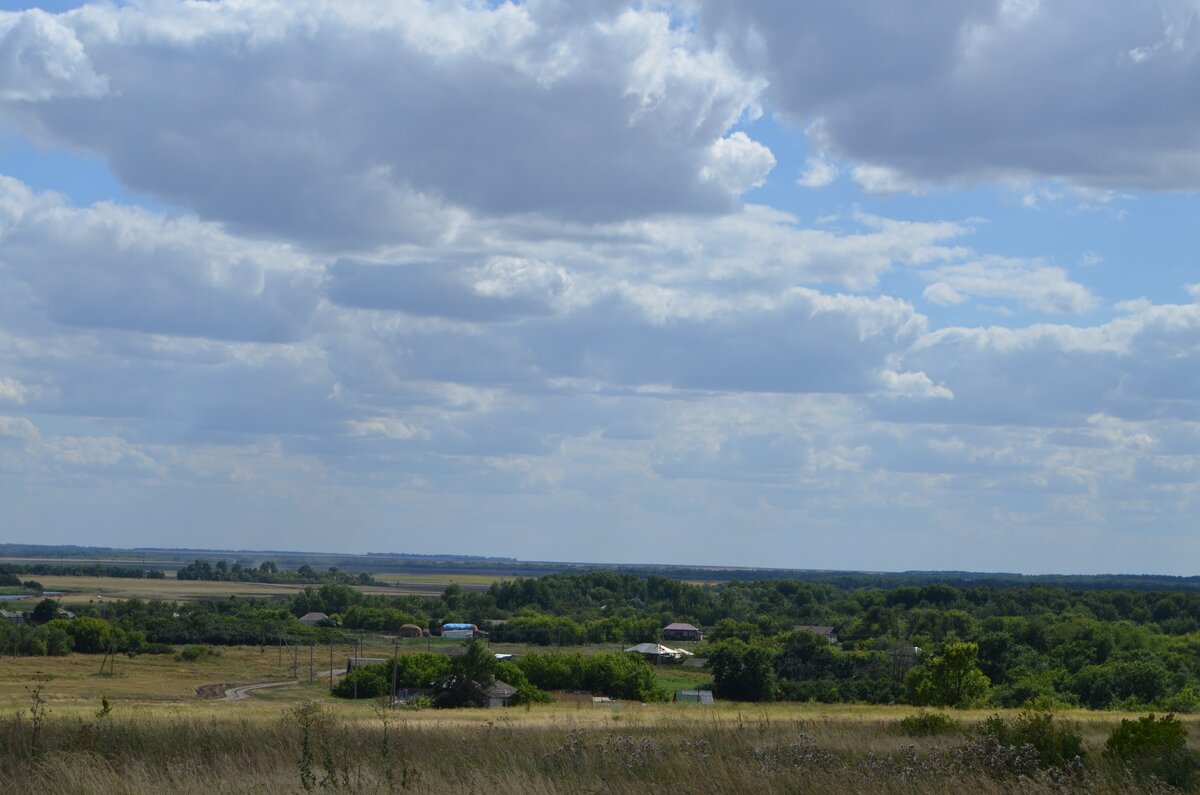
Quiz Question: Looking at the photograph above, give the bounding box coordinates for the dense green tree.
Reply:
[910,642,991,707]
[709,640,778,702]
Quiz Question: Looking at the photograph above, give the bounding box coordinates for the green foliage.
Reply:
[174,644,220,662]
[495,660,553,704]
[910,642,991,708]
[30,598,60,625]
[895,710,958,736]
[52,617,111,653]
[433,640,497,708]
[1104,713,1197,789]
[708,640,778,702]
[513,651,666,701]
[980,710,1085,770]
[334,666,390,699]
[1069,658,1171,709]
[391,653,453,688]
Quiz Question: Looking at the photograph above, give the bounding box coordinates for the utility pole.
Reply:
[390,638,398,708]
[329,637,334,695]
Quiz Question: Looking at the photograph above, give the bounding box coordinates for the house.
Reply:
[0,609,24,625]
[397,623,425,638]
[794,625,838,645]
[625,643,692,663]
[674,689,715,705]
[662,622,704,642]
[440,622,479,639]
[298,612,334,627]
[485,680,518,708]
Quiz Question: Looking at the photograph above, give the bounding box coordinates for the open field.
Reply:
[2,695,1198,793]
[3,648,1199,793]
[15,575,446,604]
[369,571,501,589]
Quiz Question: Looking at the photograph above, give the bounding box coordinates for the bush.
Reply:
[141,643,175,655]
[979,710,1085,771]
[333,666,389,699]
[896,710,958,737]
[495,660,553,705]
[1104,713,1197,789]
[174,644,220,662]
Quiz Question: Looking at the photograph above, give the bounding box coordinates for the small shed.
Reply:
[662,622,704,641]
[298,612,333,627]
[0,609,24,625]
[486,680,518,708]
[674,689,715,705]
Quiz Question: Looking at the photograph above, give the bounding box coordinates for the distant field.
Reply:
[21,575,451,603]
[369,571,500,588]
[28,575,312,603]
[0,645,301,703]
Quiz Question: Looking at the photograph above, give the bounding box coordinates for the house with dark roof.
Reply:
[662,622,703,641]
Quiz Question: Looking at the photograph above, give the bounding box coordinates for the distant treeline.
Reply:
[0,563,165,581]
[175,559,384,587]
[7,542,1200,591]
[8,571,1200,712]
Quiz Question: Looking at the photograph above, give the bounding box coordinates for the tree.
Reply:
[30,598,60,625]
[709,640,778,702]
[434,640,495,708]
[910,642,991,707]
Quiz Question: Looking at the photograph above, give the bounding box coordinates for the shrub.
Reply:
[896,710,958,737]
[979,710,1085,771]
[1104,713,1196,789]
[174,644,219,662]
[141,643,175,655]
[333,666,389,699]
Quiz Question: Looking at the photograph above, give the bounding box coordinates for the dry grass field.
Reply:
[22,575,447,604]
[3,647,1199,792]
[2,690,1196,793]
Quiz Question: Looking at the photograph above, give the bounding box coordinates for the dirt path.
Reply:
[223,680,298,701]
[218,668,347,701]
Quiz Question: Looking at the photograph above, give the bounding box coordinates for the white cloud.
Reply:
[797,155,838,188]
[0,2,767,246]
[0,377,26,405]
[0,10,106,101]
[700,1,1200,192]
[921,257,1098,314]
[0,177,319,341]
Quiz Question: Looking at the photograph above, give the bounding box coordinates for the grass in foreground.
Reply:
[2,700,1196,794]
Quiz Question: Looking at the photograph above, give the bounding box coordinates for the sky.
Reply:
[1,1,1199,574]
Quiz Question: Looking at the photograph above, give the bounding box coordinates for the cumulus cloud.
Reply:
[0,177,319,342]
[797,155,838,188]
[0,9,106,101]
[700,0,1200,192]
[0,1,767,246]
[921,257,1099,314]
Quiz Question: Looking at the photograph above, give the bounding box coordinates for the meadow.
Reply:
[2,691,1196,793]
[3,647,1198,793]
[19,574,457,604]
